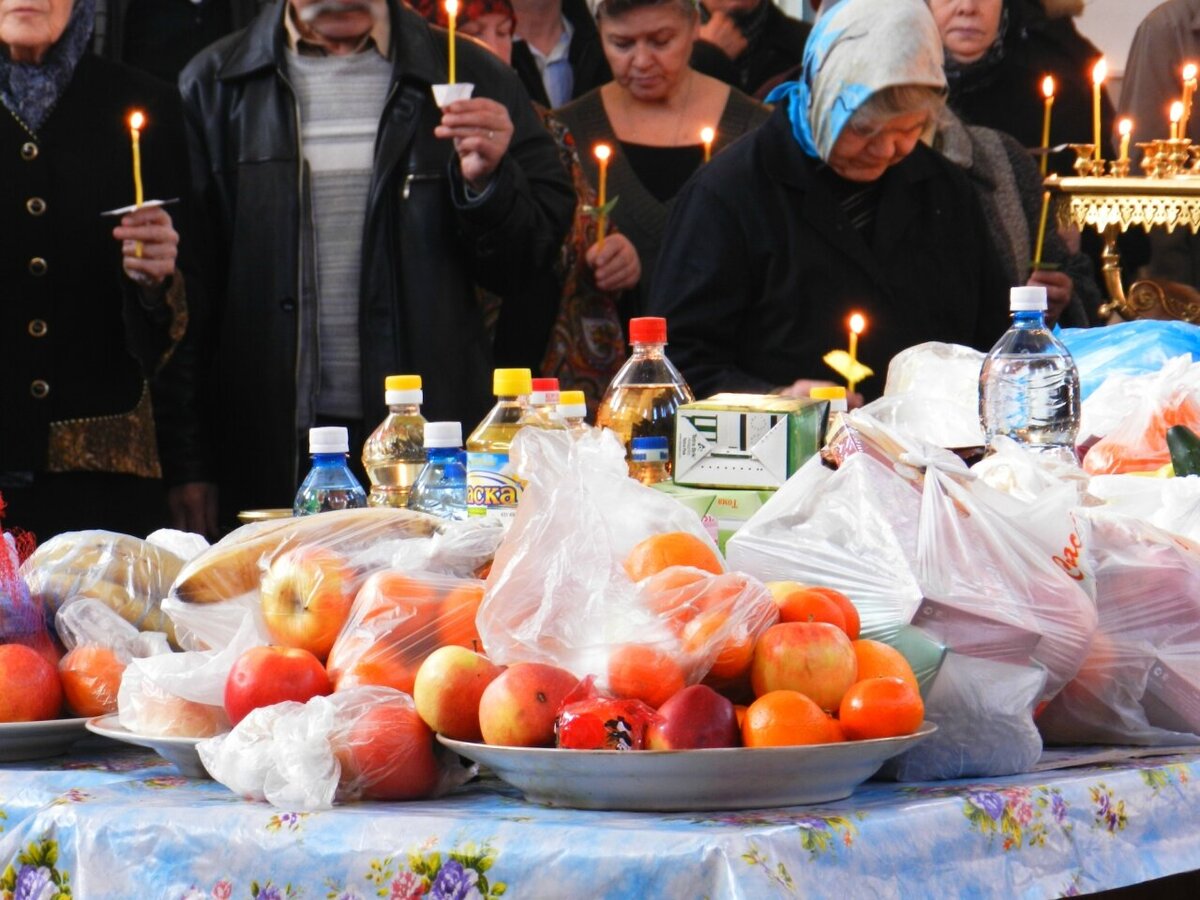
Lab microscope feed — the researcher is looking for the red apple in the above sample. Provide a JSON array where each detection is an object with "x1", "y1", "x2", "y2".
[
  {"x1": 0, "y1": 643, "x2": 63, "y2": 722},
  {"x1": 334, "y1": 701, "x2": 441, "y2": 801},
  {"x1": 413, "y1": 645, "x2": 502, "y2": 741},
  {"x1": 477, "y1": 662, "x2": 579, "y2": 747},
  {"x1": 750, "y1": 622, "x2": 858, "y2": 711},
  {"x1": 224, "y1": 645, "x2": 333, "y2": 726},
  {"x1": 260, "y1": 546, "x2": 357, "y2": 660},
  {"x1": 645, "y1": 684, "x2": 740, "y2": 750}
]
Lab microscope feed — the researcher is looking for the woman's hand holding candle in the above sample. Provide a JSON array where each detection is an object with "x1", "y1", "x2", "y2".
[
  {"x1": 586, "y1": 232, "x2": 641, "y2": 292},
  {"x1": 112, "y1": 205, "x2": 178, "y2": 292}
]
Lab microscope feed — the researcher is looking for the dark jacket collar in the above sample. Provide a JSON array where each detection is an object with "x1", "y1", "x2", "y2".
[{"x1": 217, "y1": 0, "x2": 443, "y2": 85}]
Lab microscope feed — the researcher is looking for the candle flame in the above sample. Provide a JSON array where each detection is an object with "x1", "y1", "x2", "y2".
[
  {"x1": 594, "y1": 143, "x2": 611, "y2": 162},
  {"x1": 1119, "y1": 118, "x2": 1133, "y2": 136},
  {"x1": 128, "y1": 110, "x2": 145, "y2": 131},
  {"x1": 849, "y1": 313, "x2": 866, "y2": 336},
  {"x1": 700, "y1": 126, "x2": 715, "y2": 144},
  {"x1": 1172, "y1": 101, "x2": 1185, "y2": 124},
  {"x1": 1041, "y1": 76, "x2": 1055, "y2": 99},
  {"x1": 445, "y1": 0, "x2": 458, "y2": 15},
  {"x1": 1092, "y1": 58, "x2": 1107, "y2": 85},
  {"x1": 1186, "y1": 63, "x2": 1198, "y2": 83}
]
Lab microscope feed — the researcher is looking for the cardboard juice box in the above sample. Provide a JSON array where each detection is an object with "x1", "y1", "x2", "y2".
[
  {"x1": 672, "y1": 394, "x2": 828, "y2": 490},
  {"x1": 653, "y1": 483, "x2": 775, "y2": 554}
]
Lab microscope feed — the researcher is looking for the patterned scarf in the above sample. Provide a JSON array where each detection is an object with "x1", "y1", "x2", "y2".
[
  {"x1": 765, "y1": 0, "x2": 945, "y2": 162},
  {"x1": 0, "y1": 0, "x2": 96, "y2": 134}
]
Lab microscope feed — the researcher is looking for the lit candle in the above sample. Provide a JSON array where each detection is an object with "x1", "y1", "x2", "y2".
[
  {"x1": 1040, "y1": 75, "x2": 1055, "y2": 176},
  {"x1": 128, "y1": 110, "x2": 145, "y2": 258},
  {"x1": 700, "y1": 126, "x2": 715, "y2": 164},
  {"x1": 1092, "y1": 58, "x2": 1107, "y2": 162},
  {"x1": 1172, "y1": 101, "x2": 1184, "y2": 140},
  {"x1": 1183, "y1": 63, "x2": 1198, "y2": 139},
  {"x1": 1033, "y1": 190, "x2": 1051, "y2": 268},
  {"x1": 1118, "y1": 118, "x2": 1132, "y2": 163},
  {"x1": 594, "y1": 143, "x2": 611, "y2": 250},
  {"x1": 446, "y1": 0, "x2": 458, "y2": 85},
  {"x1": 847, "y1": 313, "x2": 865, "y2": 394}
]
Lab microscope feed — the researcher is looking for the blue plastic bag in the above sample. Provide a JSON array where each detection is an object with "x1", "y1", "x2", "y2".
[{"x1": 1059, "y1": 320, "x2": 1200, "y2": 400}]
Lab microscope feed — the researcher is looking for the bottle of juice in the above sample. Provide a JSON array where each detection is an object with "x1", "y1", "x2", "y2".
[
  {"x1": 466, "y1": 368, "x2": 532, "y2": 522},
  {"x1": 595, "y1": 317, "x2": 694, "y2": 477},
  {"x1": 557, "y1": 390, "x2": 590, "y2": 434},
  {"x1": 362, "y1": 375, "x2": 426, "y2": 508}
]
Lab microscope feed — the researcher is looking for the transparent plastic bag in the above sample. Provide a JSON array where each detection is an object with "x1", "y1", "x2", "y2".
[
  {"x1": 21, "y1": 530, "x2": 185, "y2": 644},
  {"x1": 198, "y1": 686, "x2": 475, "y2": 809},
  {"x1": 1059, "y1": 320, "x2": 1200, "y2": 401},
  {"x1": 1084, "y1": 379, "x2": 1200, "y2": 475},
  {"x1": 476, "y1": 428, "x2": 778, "y2": 689},
  {"x1": 325, "y1": 570, "x2": 486, "y2": 694},
  {"x1": 1038, "y1": 510, "x2": 1200, "y2": 746},
  {"x1": 1089, "y1": 474, "x2": 1200, "y2": 544},
  {"x1": 873, "y1": 341, "x2": 987, "y2": 449}
]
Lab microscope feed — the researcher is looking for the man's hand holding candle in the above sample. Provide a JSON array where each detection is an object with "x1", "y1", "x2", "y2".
[{"x1": 435, "y1": 98, "x2": 514, "y2": 192}]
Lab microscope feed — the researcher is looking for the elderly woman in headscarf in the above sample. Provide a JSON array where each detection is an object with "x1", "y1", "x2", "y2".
[
  {"x1": 1, "y1": 0, "x2": 197, "y2": 538},
  {"x1": 648, "y1": 0, "x2": 1009, "y2": 402}
]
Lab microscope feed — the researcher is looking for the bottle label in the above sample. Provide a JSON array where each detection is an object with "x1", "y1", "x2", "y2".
[{"x1": 467, "y1": 451, "x2": 523, "y2": 521}]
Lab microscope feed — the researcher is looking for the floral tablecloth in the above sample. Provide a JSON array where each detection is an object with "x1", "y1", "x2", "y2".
[{"x1": 2, "y1": 743, "x2": 1199, "y2": 899}]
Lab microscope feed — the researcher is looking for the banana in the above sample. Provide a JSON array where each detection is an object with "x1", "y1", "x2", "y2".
[{"x1": 171, "y1": 507, "x2": 444, "y2": 605}]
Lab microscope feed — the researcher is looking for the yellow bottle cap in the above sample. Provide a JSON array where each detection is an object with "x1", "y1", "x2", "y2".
[
  {"x1": 385, "y1": 375, "x2": 422, "y2": 391},
  {"x1": 559, "y1": 390, "x2": 586, "y2": 405},
  {"x1": 809, "y1": 386, "x2": 848, "y2": 401},
  {"x1": 493, "y1": 368, "x2": 532, "y2": 396}
]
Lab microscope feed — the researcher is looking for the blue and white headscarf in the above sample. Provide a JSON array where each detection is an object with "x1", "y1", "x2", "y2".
[{"x1": 766, "y1": 0, "x2": 946, "y2": 161}]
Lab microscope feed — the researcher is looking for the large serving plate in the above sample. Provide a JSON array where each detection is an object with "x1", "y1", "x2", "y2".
[
  {"x1": 440, "y1": 722, "x2": 937, "y2": 811},
  {"x1": 85, "y1": 715, "x2": 209, "y2": 778},
  {"x1": 0, "y1": 718, "x2": 91, "y2": 763}
]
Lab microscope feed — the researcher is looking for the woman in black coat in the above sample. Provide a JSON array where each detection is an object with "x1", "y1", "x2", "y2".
[
  {"x1": 1, "y1": 0, "x2": 194, "y2": 538},
  {"x1": 648, "y1": 0, "x2": 1010, "y2": 402}
]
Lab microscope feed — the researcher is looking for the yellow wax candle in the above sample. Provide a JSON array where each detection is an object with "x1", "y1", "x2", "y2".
[
  {"x1": 1040, "y1": 76, "x2": 1055, "y2": 176},
  {"x1": 1183, "y1": 63, "x2": 1198, "y2": 138},
  {"x1": 700, "y1": 126, "x2": 715, "y2": 164},
  {"x1": 129, "y1": 110, "x2": 145, "y2": 258},
  {"x1": 594, "y1": 143, "x2": 611, "y2": 250},
  {"x1": 1118, "y1": 118, "x2": 1132, "y2": 162},
  {"x1": 1092, "y1": 58, "x2": 1107, "y2": 162},
  {"x1": 847, "y1": 312, "x2": 865, "y2": 394},
  {"x1": 446, "y1": 0, "x2": 458, "y2": 85},
  {"x1": 1172, "y1": 101, "x2": 1184, "y2": 140},
  {"x1": 1034, "y1": 190, "x2": 1051, "y2": 268}
]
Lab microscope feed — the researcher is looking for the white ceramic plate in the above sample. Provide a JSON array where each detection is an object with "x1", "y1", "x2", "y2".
[
  {"x1": 85, "y1": 715, "x2": 209, "y2": 778},
  {"x1": 0, "y1": 718, "x2": 91, "y2": 763},
  {"x1": 440, "y1": 722, "x2": 937, "y2": 811}
]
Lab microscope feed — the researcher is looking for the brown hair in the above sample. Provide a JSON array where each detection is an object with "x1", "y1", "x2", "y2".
[{"x1": 595, "y1": 0, "x2": 699, "y2": 21}]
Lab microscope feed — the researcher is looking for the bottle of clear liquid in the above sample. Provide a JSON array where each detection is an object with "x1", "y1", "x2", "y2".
[
  {"x1": 466, "y1": 368, "x2": 532, "y2": 522},
  {"x1": 362, "y1": 375, "x2": 426, "y2": 508},
  {"x1": 557, "y1": 390, "x2": 590, "y2": 435},
  {"x1": 630, "y1": 435, "x2": 670, "y2": 485},
  {"x1": 294, "y1": 427, "x2": 368, "y2": 515},
  {"x1": 979, "y1": 286, "x2": 1080, "y2": 464},
  {"x1": 596, "y1": 317, "x2": 694, "y2": 477},
  {"x1": 409, "y1": 422, "x2": 468, "y2": 520},
  {"x1": 523, "y1": 377, "x2": 566, "y2": 430}
]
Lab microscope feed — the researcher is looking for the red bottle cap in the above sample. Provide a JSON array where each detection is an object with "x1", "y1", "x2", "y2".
[
  {"x1": 629, "y1": 317, "x2": 667, "y2": 344},
  {"x1": 531, "y1": 378, "x2": 560, "y2": 392}
]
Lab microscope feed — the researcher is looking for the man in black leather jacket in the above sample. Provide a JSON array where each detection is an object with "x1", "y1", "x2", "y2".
[{"x1": 166, "y1": 0, "x2": 574, "y2": 534}]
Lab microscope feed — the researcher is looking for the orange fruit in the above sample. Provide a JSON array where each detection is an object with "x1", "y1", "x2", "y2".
[
  {"x1": 624, "y1": 532, "x2": 723, "y2": 583},
  {"x1": 333, "y1": 652, "x2": 423, "y2": 696},
  {"x1": 768, "y1": 582, "x2": 860, "y2": 639},
  {"x1": 742, "y1": 690, "x2": 838, "y2": 747},
  {"x1": 838, "y1": 676, "x2": 924, "y2": 741},
  {"x1": 682, "y1": 610, "x2": 756, "y2": 681},
  {"x1": 851, "y1": 639, "x2": 919, "y2": 693},
  {"x1": 436, "y1": 583, "x2": 485, "y2": 650},
  {"x1": 733, "y1": 704, "x2": 748, "y2": 733},
  {"x1": 606, "y1": 644, "x2": 687, "y2": 709},
  {"x1": 59, "y1": 645, "x2": 126, "y2": 717}
]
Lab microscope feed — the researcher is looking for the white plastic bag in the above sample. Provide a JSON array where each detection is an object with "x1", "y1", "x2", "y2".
[
  {"x1": 872, "y1": 341, "x2": 987, "y2": 449},
  {"x1": 476, "y1": 428, "x2": 777, "y2": 689},
  {"x1": 1088, "y1": 474, "x2": 1200, "y2": 544},
  {"x1": 198, "y1": 687, "x2": 474, "y2": 809}
]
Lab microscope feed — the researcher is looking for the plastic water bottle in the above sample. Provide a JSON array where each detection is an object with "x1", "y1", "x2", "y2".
[
  {"x1": 596, "y1": 317, "x2": 694, "y2": 477},
  {"x1": 294, "y1": 427, "x2": 368, "y2": 515},
  {"x1": 979, "y1": 286, "x2": 1080, "y2": 463},
  {"x1": 557, "y1": 390, "x2": 590, "y2": 434},
  {"x1": 630, "y1": 435, "x2": 670, "y2": 485},
  {"x1": 362, "y1": 375, "x2": 426, "y2": 508},
  {"x1": 409, "y1": 422, "x2": 468, "y2": 520},
  {"x1": 467, "y1": 368, "x2": 532, "y2": 521}
]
